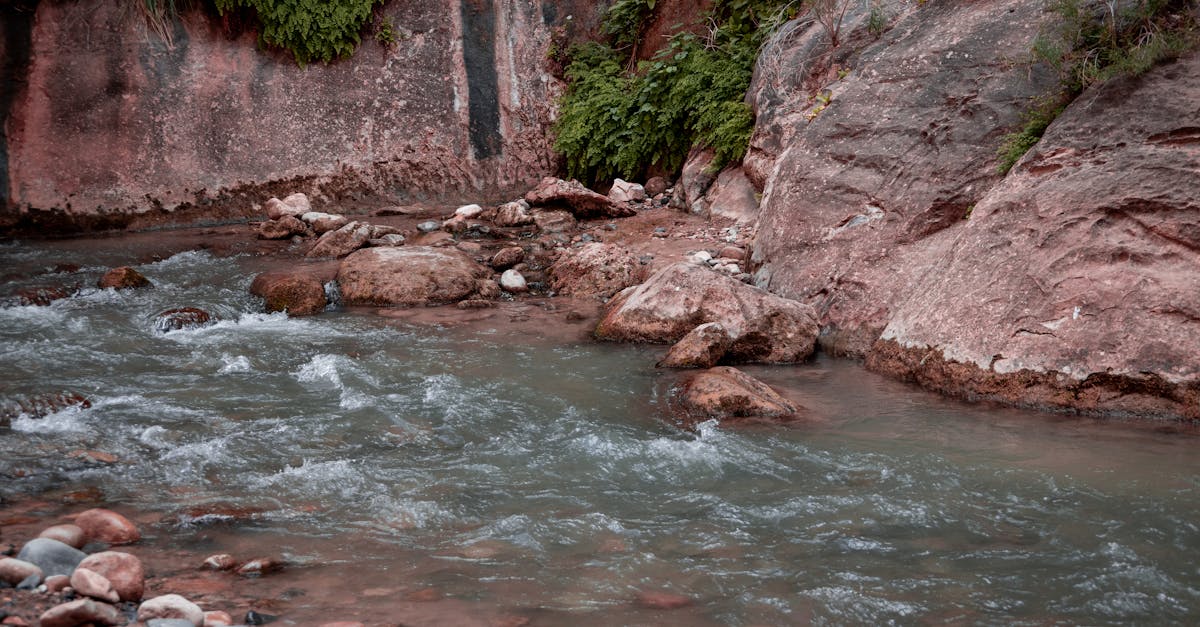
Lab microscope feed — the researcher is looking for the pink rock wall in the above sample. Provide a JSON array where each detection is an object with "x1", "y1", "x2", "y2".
[{"x1": 0, "y1": 0, "x2": 596, "y2": 233}]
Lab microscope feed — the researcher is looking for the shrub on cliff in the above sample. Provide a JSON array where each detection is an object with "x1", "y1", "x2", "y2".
[{"x1": 213, "y1": 0, "x2": 381, "y2": 64}]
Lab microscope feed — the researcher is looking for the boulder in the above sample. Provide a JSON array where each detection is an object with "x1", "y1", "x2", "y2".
[
  {"x1": 644, "y1": 176, "x2": 669, "y2": 197},
  {"x1": 675, "y1": 147, "x2": 716, "y2": 214},
  {"x1": 548, "y1": 243, "x2": 641, "y2": 299},
  {"x1": 0, "y1": 558, "x2": 42, "y2": 586},
  {"x1": 264, "y1": 193, "x2": 311, "y2": 220},
  {"x1": 39, "y1": 599, "x2": 122, "y2": 627},
  {"x1": 137, "y1": 594, "x2": 204, "y2": 626},
  {"x1": 300, "y1": 212, "x2": 349, "y2": 234},
  {"x1": 78, "y1": 551, "x2": 144, "y2": 602},
  {"x1": 16, "y1": 538, "x2": 85, "y2": 578},
  {"x1": 38, "y1": 524, "x2": 86, "y2": 549},
  {"x1": 249, "y1": 272, "x2": 327, "y2": 316},
  {"x1": 524, "y1": 177, "x2": 634, "y2": 219},
  {"x1": 256, "y1": 215, "x2": 307, "y2": 240},
  {"x1": 608, "y1": 178, "x2": 647, "y2": 203},
  {"x1": 533, "y1": 210, "x2": 577, "y2": 235},
  {"x1": 454, "y1": 204, "x2": 485, "y2": 219},
  {"x1": 97, "y1": 267, "x2": 150, "y2": 290},
  {"x1": 674, "y1": 367, "x2": 801, "y2": 423},
  {"x1": 703, "y1": 167, "x2": 759, "y2": 222},
  {"x1": 337, "y1": 247, "x2": 490, "y2": 306},
  {"x1": 306, "y1": 221, "x2": 373, "y2": 259},
  {"x1": 596, "y1": 262, "x2": 818, "y2": 363},
  {"x1": 657, "y1": 322, "x2": 734, "y2": 369},
  {"x1": 75, "y1": 508, "x2": 140, "y2": 545},
  {"x1": 70, "y1": 567, "x2": 120, "y2": 603},
  {"x1": 493, "y1": 200, "x2": 536, "y2": 227},
  {"x1": 154, "y1": 308, "x2": 215, "y2": 333},
  {"x1": 489, "y1": 247, "x2": 525, "y2": 270},
  {"x1": 499, "y1": 269, "x2": 528, "y2": 293},
  {"x1": 15, "y1": 285, "x2": 73, "y2": 306}
]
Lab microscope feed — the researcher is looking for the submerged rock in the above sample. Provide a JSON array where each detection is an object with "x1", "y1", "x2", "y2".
[
  {"x1": 596, "y1": 262, "x2": 818, "y2": 363},
  {"x1": 657, "y1": 322, "x2": 734, "y2": 369},
  {"x1": 97, "y1": 266, "x2": 150, "y2": 290},
  {"x1": 249, "y1": 272, "x2": 328, "y2": 316},
  {"x1": 337, "y1": 246, "x2": 490, "y2": 306},
  {"x1": 549, "y1": 243, "x2": 641, "y2": 299},
  {"x1": 15, "y1": 285, "x2": 73, "y2": 306},
  {"x1": 525, "y1": 177, "x2": 634, "y2": 219},
  {"x1": 675, "y1": 367, "x2": 801, "y2": 424},
  {"x1": 154, "y1": 308, "x2": 215, "y2": 333}
]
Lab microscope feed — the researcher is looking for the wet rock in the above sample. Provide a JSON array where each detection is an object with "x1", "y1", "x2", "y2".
[
  {"x1": 499, "y1": 269, "x2": 528, "y2": 293},
  {"x1": 15, "y1": 285, "x2": 72, "y2": 306},
  {"x1": 38, "y1": 598, "x2": 122, "y2": 627},
  {"x1": 658, "y1": 322, "x2": 734, "y2": 369},
  {"x1": 525, "y1": 177, "x2": 634, "y2": 219},
  {"x1": 635, "y1": 590, "x2": 694, "y2": 610},
  {"x1": 16, "y1": 538, "x2": 85, "y2": 578},
  {"x1": 416, "y1": 220, "x2": 441, "y2": 233},
  {"x1": 608, "y1": 178, "x2": 647, "y2": 203},
  {"x1": 548, "y1": 243, "x2": 641, "y2": 299},
  {"x1": 493, "y1": 200, "x2": 536, "y2": 227},
  {"x1": 337, "y1": 247, "x2": 490, "y2": 306},
  {"x1": 264, "y1": 193, "x2": 311, "y2": 220},
  {"x1": 456, "y1": 299, "x2": 496, "y2": 309},
  {"x1": 596, "y1": 262, "x2": 818, "y2": 363},
  {"x1": 0, "y1": 558, "x2": 42, "y2": 586},
  {"x1": 244, "y1": 610, "x2": 276, "y2": 625},
  {"x1": 201, "y1": 554, "x2": 237, "y2": 571},
  {"x1": 1, "y1": 392, "x2": 91, "y2": 421},
  {"x1": 236, "y1": 557, "x2": 282, "y2": 577},
  {"x1": 533, "y1": 210, "x2": 577, "y2": 235},
  {"x1": 676, "y1": 367, "x2": 801, "y2": 423},
  {"x1": 37, "y1": 525, "x2": 86, "y2": 550},
  {"x1": 204, "y1": 610, "x2": 234, "y2": 626},
  {"x1": 44, "y1": 574, "x2": 70, "y2": 593},
  {"x1": 97, "y1": 267, "x2": 150, "y2": 290},
  {"x1": 299, "y1": 212, "x2": 349, "y2": 235},
  {"x1": 78, "y1": 551, "x2": 144, "y2": 602},
  {"x1": 489, "y1": 247, "x2": 525, "y2": 270},
  {"x1": 154, "y1": 307, "x2": 215, "y2": 333},
  {"x1": 455, "y1": 204, "x2": 484, "y2": 219},
  {"x1": 249, "y1": 272, "x2": 328, "y2": 317},
  {"x1": 644, "y1": 176, "x2": 669, "y2": 197},
  {"x1": 69, "y1": 567, "x2": 119, "y2": 603},
  {"x1": 74, "y1": 508, "x2": 140, "y2": 545},
  {"x1": 476, "y1": 279, "x2": 502, "y2": 300},
  {"x1": 137, "y1": 594, "x2": 204, "y2": 626},
  {"x1": 367, "y1": 233, "x2": 406, "y2": 247},
  {"x1": 306, "y1": 221, "x2": 372, "y2": 259},
  {"x1": 256, "y1": 215, "x2": 307, "y2": 240}
]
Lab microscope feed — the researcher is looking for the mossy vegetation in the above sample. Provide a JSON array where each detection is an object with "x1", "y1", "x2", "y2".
[
  {"x1": 999, "y1": 0, "x2": 1198, "y2": 173},
  {"x1": 554, "y1": 0, "x2": 800, "y2": 185}
]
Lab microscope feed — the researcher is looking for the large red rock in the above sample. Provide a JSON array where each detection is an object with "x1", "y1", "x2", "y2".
[
  {"x1": 548, "y1": 243, "x2": 642, "y2": 299},
  {"x1": 337, "y1": 247, "x2": 491, "y2": 306},
  {"x1": 674, "y1": 367, "x2": 802, "y2": 424},
  {"x1": 74, "y1": 508, "x2": 140, "y2": 545},
  {"x1": 525, "y1": 177, "x2": 635, "y2": 219},
  {"x1": 596, "y1": 262, "x2": 818, "y2": 363},
  {"x1": 657, "y1": 322, "x2": 733, "y2": 369},
  {"x1": 249, "y1": 272, "x2": 328, "y2": 316},
  {"x1": 78, "y1": 551, "x2": 145, "y2": 602},
  {"x1": 867, "y1": 51, "x2": 1200, "y2": 419},
  {"x1": 39, "y1": 599, "x2": 122, "y2": 627}
]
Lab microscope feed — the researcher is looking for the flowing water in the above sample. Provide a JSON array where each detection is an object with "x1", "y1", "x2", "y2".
[{"x1": 2, "y1": 239, "x2": 1200, "y2": 625}]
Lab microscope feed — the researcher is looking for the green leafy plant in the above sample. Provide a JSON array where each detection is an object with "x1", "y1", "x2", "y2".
[
  {"x1": 554, "y1": 0, "x2": 796, "y2": 185},
  {"x1": 213, "y1": 0, "x2": 382, "y2": 64},
  {"x1": 999, "y1": 0, "x2": 1197, "y2": 173},
  {"x1": 375, "y1": 17, "x2": 397, "y2": 48},
  {"x1": 602, "y1": 0, "x2": 657, "y2": 51}
]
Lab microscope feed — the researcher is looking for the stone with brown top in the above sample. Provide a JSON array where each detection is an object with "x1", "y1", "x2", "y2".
[
  {"x1": 657, "y1": 322, "x2": 733, "y2": 369},
  {"x1": 250, "y1": 272, "x2": 328, "y2": 316},
  {"x1": 97, "y1": 267, "x2": 150, "y2": 290},
  {"x1": 337, "y1": 247, "x2": 491, "y2": 307},
  {"x1": 77, "y1": 551, "x2": 144, "y2": 602},
  {"x1": 675, "y1": 367, "x2": 801, "y2": 423},
  {"x1": 74, "y1": 508, "x2": 140, "y2": 545},
  {"x1": 525, "y1": 177, "x2": 635, "y2": 219}
]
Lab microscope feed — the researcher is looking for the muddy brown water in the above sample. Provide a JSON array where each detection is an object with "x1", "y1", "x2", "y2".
[{"x1": 1, "y1": 238, "x2": 1199, "y2": 625}]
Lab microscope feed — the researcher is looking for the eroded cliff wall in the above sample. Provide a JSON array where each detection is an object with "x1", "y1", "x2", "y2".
[{"x1": 0, "y1": 0, "x2": 598, "y2": 233}]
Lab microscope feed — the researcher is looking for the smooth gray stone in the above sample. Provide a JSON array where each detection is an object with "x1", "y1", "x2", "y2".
[{"x1": 16, "y1": 537, "x2": 86, "y2": 578}]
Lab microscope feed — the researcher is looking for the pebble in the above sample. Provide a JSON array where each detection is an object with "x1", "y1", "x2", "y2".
[
  {"x1": 201, "y1": 554, "x2": 237, "y2": 571},
  {"x1": 74, "y1": 508, "x2": 140, "y2": 545},
  {"x1": 236, "y1": 557, "x2": 282, "y2": 577},
  {"x1": 490, "y1": 246, "x2": 525, "y2": 270},
  {"x1": 454, "y1": 204, "x2": 484, "y2": 218},
  {"x1": 0, "y1": 558, "x2": 42, "y2": 587},
  {"x1": 44, "y1": 574, "x2": 70, "y2": 593},
  {"x1": 137, "y1": 594, "x2": 204, "y2": 626},
  {"x1": 38, "y1": 598, "x2": 122, "y2": 627},
  {"x1": 69, "y1": 567, "x2": 119, "y2": 603},
  {"x1": 203, "y1": 610, "x2": 234, "y2": 626},
  {"x1": 499, "y1": 269, "x2": 528, "y2": 293},
  {"x1": 16, "y1": 538, "x2": 85, "y2": 578},
  {"x1": 416, "y1": 220, "x2": 441, "y2": 233}
]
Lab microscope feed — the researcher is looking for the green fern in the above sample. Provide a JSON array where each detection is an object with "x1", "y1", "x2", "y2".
[{"x1": 213, "y1": 0, "x2": 382, "y2": 65}]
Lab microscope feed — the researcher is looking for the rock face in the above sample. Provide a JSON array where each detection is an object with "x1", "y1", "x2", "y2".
[
  {"x1": 525, "y1": 177, "x2": 635, "y2": 219},
  {"x1": 548, "y1": 243, "x2": 642, "y2": 298},
  {"x1": 0, "y1": 1, "x2": 601, "y2": 233},
  {"x1": 596, "y1": 263, "x2": 818, "y2": 363},
  {"x1": 674, "y1": 367, "x2": 801, "y2": 423},
  {"x1": 867, "y1": 51, "x2": 1200, "y2": 419},
  {"x1": 249, "y1": 272, "x2": 328, "y2": 316},
  {"x1": 97, "y1": 267, "x2": 150, "y2": 290},
  {"x1": 749, "y1": 0, "x2": 1056, "y2": 356},
  {"x1": 337, "y1": 247, "x2": 490, "y2": 306}
]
